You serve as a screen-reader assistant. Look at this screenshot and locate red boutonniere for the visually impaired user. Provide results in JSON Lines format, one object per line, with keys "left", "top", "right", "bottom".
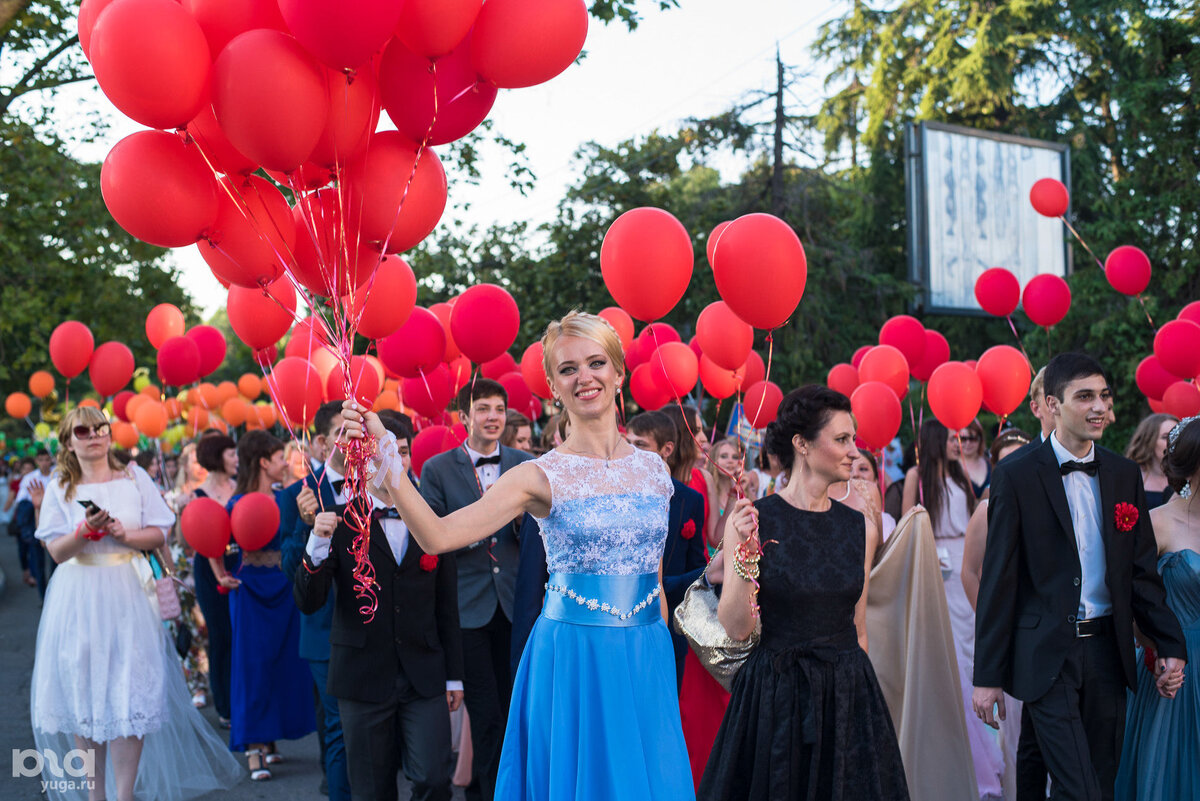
{"left": 680, "top": 520, "right": 697, "bottom": 540}
{"left": 1114, "top": 503, "right": 1138, "bottom": 532}
{"left": 419, "top": 554, "right": 439, "bottom": 572}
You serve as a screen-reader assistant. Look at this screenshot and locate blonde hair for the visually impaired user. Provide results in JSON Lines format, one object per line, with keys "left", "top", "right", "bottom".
{"left": 540, "top": 310, "right": 626, "bottom": 389}
{"left": 1029, "top": 366, "right": 1047, "bottom": 402}
{"left": 56, "top": 406, "right": 128, "bottom": 500}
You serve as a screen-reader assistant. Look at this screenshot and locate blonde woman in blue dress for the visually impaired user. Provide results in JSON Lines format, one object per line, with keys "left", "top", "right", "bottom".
{"left": 342, "top": 310, "right": 694, "bottom": 800}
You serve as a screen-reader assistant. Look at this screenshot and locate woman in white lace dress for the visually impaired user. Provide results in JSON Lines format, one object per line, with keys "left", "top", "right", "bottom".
{"left": 30, "top": 407, "right": 240, "bottom": 801}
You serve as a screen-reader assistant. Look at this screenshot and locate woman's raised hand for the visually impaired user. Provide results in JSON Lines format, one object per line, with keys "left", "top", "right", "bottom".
{"left": 340, "top": 400, "right": 385, "bottom": 441}
{"left": 727, "top": 497, "right": 759, "bottom": 542}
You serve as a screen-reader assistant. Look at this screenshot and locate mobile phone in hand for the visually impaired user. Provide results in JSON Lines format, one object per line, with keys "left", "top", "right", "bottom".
{"left": 77, "top": 499, "right": 103, "bottom": 516}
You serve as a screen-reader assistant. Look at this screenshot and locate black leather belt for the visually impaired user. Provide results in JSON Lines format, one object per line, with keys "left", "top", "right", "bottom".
{"left": 1075, "top": 616, "right": 1112, "bottom": 638}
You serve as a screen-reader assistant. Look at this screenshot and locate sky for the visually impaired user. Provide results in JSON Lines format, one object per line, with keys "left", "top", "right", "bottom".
{"left": 63, "top": 0, "right": 844, "bottom": 318}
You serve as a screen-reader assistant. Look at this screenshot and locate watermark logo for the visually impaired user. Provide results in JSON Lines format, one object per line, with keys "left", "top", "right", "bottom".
{"left": 13, "top": 748, "right": 96, "bottom": 793}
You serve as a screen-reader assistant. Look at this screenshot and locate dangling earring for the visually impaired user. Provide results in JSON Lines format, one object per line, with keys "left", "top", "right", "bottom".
{"left": 553, "top": 397, "right": 564, "bottom": 410}
{"left": 1182, "top": 481, "right": 1194, "bottom": 500}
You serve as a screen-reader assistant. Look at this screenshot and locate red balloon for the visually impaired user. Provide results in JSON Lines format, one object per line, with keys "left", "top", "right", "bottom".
{"left": 451, "top": 284, "right": 520, "bottom": 363}
{"left": 629, "top": 363, "right": 672, "bottom": 411}
{"left": 325, "top": 356, "right": 382, "bottom": 409}
{"left": 346, "top": 131, "right": 448, "bottom": 253}
{"left": 499, "top": 372, "right": 532, "bottom": 417}
{"left": 1104, "top": 246, "right": 1151, "bottom": 296}
{"left": 186, "top": 104, "right": 257, "bottom": 177}
{"left": 688, "top": 336, "right": 704, "bottom": 363}
{"left": 928, "top": 362, "right": 983, "bottom": 431}
{"left": 696, "top": 301, "right": 754, "bottom": 371}
{"left": 712, "top": 213, "right": 807, "bottom": 330}
{"left": 89, "top": 0, "right": 211, "bottom": 128}
{"left": 402, "top": 363, "right": 454, "bottom": 419}
{"left": 1163, "top": 381, "right": 1200, "bottom": 419}
{"left": 1178, "top": 301, "right": 1200, "bottom": 327}
{"left": 521, "top": 343, "right": 552, "bottom": 399}
{"left": 975, "top": 345, "right": 1031, "bottom": 418}
{"left": 429, "top": 303, "right": 462, "bottom": 362}
{"left": 50, "top": 321, "right": 95, "bottom": 380}
{"left": 145, "top": 303, "right": 185, "bottom": 349}
{"left": 77, "top": 0, "right": 116, "bottom": 59}
{"left": 737, "top": 351, "right": 766, "bottom": 393}
{"left": 342, "top": 256, "right": 417, "bottom": 340}
{"left": 380, "top": 35, "right": 497, "bottom": 147}
{"left": 481, "top": 352, "right": 518, "bottom": 381}
{"left": 471, "top": 0, "right": 588, "bottom": 89}
{"left": 180, "top": 497, "right": 233, "bottom": 559}
{"left": 706, "top": 221, "right": 731, "bottom": 268}
{"left": 600, "top": 207, "right": 693, "bottom": 323}
{"left": 857, "top": 345, "right": 909, "bottom": 399}
{"left": 395, "top": 0, "right": 482, "bottom": 58}
{"left": 226, "top": 276, "right": 297, "bottom": 350}
{"left": 101, "top": 130, "right": 219, "bottom": 248}
{"left": 198, "top": 175, "right": 296, "bottom": 288}
{"left": 411, "top": 425, "right": 459, "bottom": 477}
{"left": 743, "top": 381, "right": 783, "bottom": 429}
{"left": 186, "top": 325, "right": 227, "bottom": 378}
{"left": 447, "top": 356, "right": 472, "bottom": 393}
{"left": 1029, "top": 178, "right": 1069, "bottom": 218}
{"left": 699, "top": 355, "right": 738, "bottom": 400}
{"left": 911, "top": 329, "right": 950, "bottom": 383}
{"left": 638, "top": 322, "right": 681, "bottom": 348}
{"left": 851, "top": 345, "right": 870, "bottom": 369}
{"left": 624, "top": 336, "right": 652, "bottom": 372}
{"left": 827, "top": 363, "right": 859, "bottom": 398}
{"left": 1022, "top": 274, "right": 1071, "bottom": 328}
{"left": 310, "top": 67, "right": 381, "bottom": 167}
{"left": 230, "top": 492, "right": 280, "bottom": 551}
{"left": 212, "top": 30, "right": 329, "bottom": 172}
{"left": 598, "top": 307, "right": 634, "bottom": 351}
{"left": 851, "top": 382, "right": 902, "bottom": 451}
{"left": 649, "top": 342, "right": 699, "bottom": 399}
{"left": 265, "top": 356, "right": 324, "bottom": 426}
{"left": 879, "top": 315, "right": 925, "bottom": 367}
{"left": 183, "top": 0, "right": 287, "bottom": 55}
{"left": 157, "top": 336, "right": 201, "bottom": 387}
{"left": 88, "top": 342, "right": 135, "bottom": 397}
{"left": 291, "top": 189, "right": 381, "bottom": 297}
{"left": 377, "top": 307, "right": 446, "bottom": 379}
{"left": 1153, "top": 319, "right": 1200, "bottom": 379}
{"left": 975, "top": 267, "right": 1021, "bottom": 317}
{"left": 1136, "top": 355, "right": 1180, "bottom": 402}
{"left": 278, "top": 0, "right": 403, "bottom": 70}
{"left": 265, "top": 161, "right": 335, "bottom": 191}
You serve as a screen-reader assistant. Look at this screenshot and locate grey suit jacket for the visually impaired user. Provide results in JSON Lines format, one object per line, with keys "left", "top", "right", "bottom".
{"left": 419, "top": 444, "right": 535, "bottom": 629}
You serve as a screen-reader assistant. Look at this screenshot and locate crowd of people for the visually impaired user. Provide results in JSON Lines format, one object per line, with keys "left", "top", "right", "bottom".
{"left": 7, "top": 310, "right": 1198, "bottom": 801}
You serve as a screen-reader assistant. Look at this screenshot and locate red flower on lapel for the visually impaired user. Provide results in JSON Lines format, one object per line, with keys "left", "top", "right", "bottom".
{"left": 419, "top": 554, "right": 439, "bottom": 572}
{"left": 1114, "top": 503, "right": 1138, "bottom": 532}
{"left": 680, "top": 520, "right": 697, "bottom": 540}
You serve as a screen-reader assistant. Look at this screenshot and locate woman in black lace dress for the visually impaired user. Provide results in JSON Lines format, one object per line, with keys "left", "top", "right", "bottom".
{"left": 699, "top": 385, "right": 909, "bottom": 800}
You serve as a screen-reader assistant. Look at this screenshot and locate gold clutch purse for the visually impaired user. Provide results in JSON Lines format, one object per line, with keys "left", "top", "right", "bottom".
{"left": 672, "top": 574, "right": 760, "bottom": 692}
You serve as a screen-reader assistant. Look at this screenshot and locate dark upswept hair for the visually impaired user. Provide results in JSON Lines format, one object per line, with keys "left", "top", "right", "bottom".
{"left": 627, "top": 411, "right": 678, "bottom": 453}
{"left": 1164, "top": 419, "right": 1200, "bottom": 494}
{"left": 989, "top": 428, "right": 1032, "bottom": 464}
{"left": 764, "top": 385, "right": 853, "bottom": 471}
{"left": 455, "top": 378, "right": 507, "bottom": 414}
{"left": 1043, "top": 352, "right": 1109, "bottom": 401}
{"left": 196, "top": 434, "right": 236, "bottom": 473}
{"left": 917, "top": 419, "right": 977, "bottom": 533}
{"left": 376, "top": 409, "right": 414, "bottom": 445}
{"left": 234, "top": 430, "right": 284, "bottom": 495}
{"left": 1124, "top": 413, "right": 1179, "bottom": 472}
{"left": 662, "top": 404, "right": 702, "bottom": 483}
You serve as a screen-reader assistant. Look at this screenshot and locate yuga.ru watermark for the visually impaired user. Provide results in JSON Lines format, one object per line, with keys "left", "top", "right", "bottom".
{"left": 13, "top": 748, "right": 96, "bottom": 793}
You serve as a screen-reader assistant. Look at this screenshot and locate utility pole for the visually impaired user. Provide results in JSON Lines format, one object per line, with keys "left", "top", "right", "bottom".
{"left": 771, "top": 45, "right": 785, "bottom": 216}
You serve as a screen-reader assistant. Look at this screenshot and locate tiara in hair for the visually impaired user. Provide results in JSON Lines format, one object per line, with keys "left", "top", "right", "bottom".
{"left": 1168, "top": 415, "right": 1200, "bottom": 453}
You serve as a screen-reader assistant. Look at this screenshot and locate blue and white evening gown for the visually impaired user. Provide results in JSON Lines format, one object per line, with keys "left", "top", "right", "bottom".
{"left": 496, "top": 447, "right": 695, "bottom": 800}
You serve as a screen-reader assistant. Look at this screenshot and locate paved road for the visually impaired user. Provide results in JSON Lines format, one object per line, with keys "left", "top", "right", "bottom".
{"left": 0, "top": 523, "right": 462, "bottom": 799}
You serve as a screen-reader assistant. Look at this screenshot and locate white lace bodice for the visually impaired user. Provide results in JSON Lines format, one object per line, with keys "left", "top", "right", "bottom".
{"left": 532, "top": 447, "right": 674, "bottom": 576}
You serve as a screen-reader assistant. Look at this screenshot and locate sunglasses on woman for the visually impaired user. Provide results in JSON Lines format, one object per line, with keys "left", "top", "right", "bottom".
{"left": 73, "top": 423, "right": 111, "bottom": 440}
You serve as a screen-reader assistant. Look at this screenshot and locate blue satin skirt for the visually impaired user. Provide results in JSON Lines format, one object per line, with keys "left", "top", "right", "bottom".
{"left": 496, "top": 572, "right": 695, "bottom": 800}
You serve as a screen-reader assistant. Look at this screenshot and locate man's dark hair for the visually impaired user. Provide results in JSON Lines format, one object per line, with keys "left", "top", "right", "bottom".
{"left": 455, "top": 378, "right": 507, "bottom": 414}
{"left": 313, "top": 401, "right": 345, "bottom": 440}
{"left": 377, "top": 410, "right": 414, "bottom": 445}
{"left": 134, "top": 450, "right": 157, "bottom": 470}
{"left": 627, "top": 411, "right": 678, "bottom": 451}
{"left": 1043, "top": 352, "right": 1109, "bottom": 401}
{"left": 196, "top": 434, "right": 236, "bottom": 473}
{"left": 33, "top": 446, "right": 48, "bottom": 457}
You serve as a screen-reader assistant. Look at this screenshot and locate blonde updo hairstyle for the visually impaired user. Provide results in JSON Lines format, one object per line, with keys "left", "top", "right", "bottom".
{"left": 540, "top": 310, "right": 626, "bottom": 397}
{"left": 56, "top": 406, "right": 129, "bottom": 500}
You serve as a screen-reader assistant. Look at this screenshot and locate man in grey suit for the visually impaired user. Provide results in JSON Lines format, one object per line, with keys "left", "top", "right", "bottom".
{"left": 419, "top": 378, "right": 534, "bottom": 801}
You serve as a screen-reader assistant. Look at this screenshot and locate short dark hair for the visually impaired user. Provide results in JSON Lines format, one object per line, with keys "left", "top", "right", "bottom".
{"left": 376, "top": 410, "right": 414, "bottom": 445}
{"left": 33, "top": 446, "right": 48, "bottom": 457}
{"left": 234, "top": 430, "right": 284, "bottom": 495}
{"left": 196, "top": 434, "right": 236, "bottom": 472}
{"left": 134, "top": 450, "right": 157, "bottom": 470}
{"left": 111, "top": 449, "right": 133, "bottom": 466}
{"left": 765, "top": 385, "right": 852, "bottom": 470}
{"left": 1044, "top": 353, "right": 1109, "bottom": 401}
{"left": 1165, "top": 419, "right": 1200, "bottom": 495}
{"left": 627, "top": 411, "right": 678, "bottom": 451}
{"left": 313, "top": 401, "right": 345, "bottom": 440}
{"left": 456, "top": 378, "right": 507, "bottom": 414}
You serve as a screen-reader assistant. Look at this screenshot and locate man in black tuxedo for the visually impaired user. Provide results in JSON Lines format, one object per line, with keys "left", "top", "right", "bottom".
{"left": 973, "top": 353, "right": 1187, "bottom": 801}
{"left": 294, "top": 412, "right": 464, "bottom": 801}
{"left": 418, "top": 379, "right": 534, "bottom": 801}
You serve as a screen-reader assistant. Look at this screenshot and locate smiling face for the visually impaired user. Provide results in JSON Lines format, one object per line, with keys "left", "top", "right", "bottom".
{"left": 796, "top": 410, "right": 859, "bottom": 485}
{"left": 466, "top": 394, "right": 507, "bottom": 452}
{"left": 1047, "top": 374, "right": 1112, "bottom": 448}
{"left": 958, "top": 427, "right": 981, "bottom": 458}
{"left": 713, "top": 440, "right": 741, "bottom": 475}
{"left": 549, "top": 335, "right": 624, "bottom": 422}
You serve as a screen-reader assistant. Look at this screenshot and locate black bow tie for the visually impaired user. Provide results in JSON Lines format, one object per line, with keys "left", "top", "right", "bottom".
{"left": 474, "top": 454, "right": 502, "bottom": 468}
{"left": 1059, "top": 460, "right": 1098, "bottom": 477}
{"left": 371, "top": 507, "right": 401, "bottom": 521}
{"left": 330, "top": 479, "right": 345, "bottom": 494}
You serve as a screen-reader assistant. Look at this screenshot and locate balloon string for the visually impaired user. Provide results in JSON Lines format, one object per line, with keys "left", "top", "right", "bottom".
{"left": 372, "top": 61, "right": 439, "bottom": 258}
{"left": 1135, "top": 294, "right": 1157, "bottom": 333}
{"left": 1005, "top": 315, "right": 1034, "bottom": 370}
{"left": 1059, "top": 216, "right": 1105, "bottom": 270}
{"left": 710, "top": 398, "right": 722, "bottom": 445}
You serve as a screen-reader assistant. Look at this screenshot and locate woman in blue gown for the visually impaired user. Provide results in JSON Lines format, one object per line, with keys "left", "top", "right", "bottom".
{"left": 344, "top": 310, "right": 694, "bottom": 800}
{"left": 1116, "top": 416, "right": 1198, "bottom": 800}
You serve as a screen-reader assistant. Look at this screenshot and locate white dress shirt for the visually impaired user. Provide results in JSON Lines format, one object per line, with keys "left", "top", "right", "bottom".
{"left": 1049, "top": 432, "right": 1112, "bottom": 619}
{"left": 15, "top": 468, "right": 53, "bottom": 505}
{"left": 463, "top": 443, "right": 501, "bottom": 493}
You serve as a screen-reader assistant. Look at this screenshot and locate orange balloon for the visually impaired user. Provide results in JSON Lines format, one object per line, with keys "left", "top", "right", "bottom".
{"left": 5, "top": 392, "right": 33, "bottom": 418}
{"left": 238, "top": 373, "right": 262, "bottom": 400}
{"left": 164, "top": 398, "right": 182, "bottom": 419}
{"left": 374, "top": 389, "right": 400, "bottom": 411}
{"left": 77, "top": 398, "right": 101, "bottom": 409}
{"left": 217, "top": 381, "right": 239, "bottom": 403}
{"left": 111, "top": 420, "right": 140, "bottom": 449}
{"left": 28, "top": 371, "right": 55, "bottom": 399}
{"left": 188, "top": 405, "right": 210, "bottom": 428}
{"left": 256, "top": 404, "right": 277, "bottom": 428}
{"left": 221, "top": 397, "right": 248, "bottom": 426}
{"left": 199, "top": 382, "right": 221, "bottom": 409}
{"left": 134, "top": 401, "right": 169, "bottom": 437}
{"left": 186, "top": 387, "right": 202, "bottom": 407}
{"left": 309, "top": 346, "right": 340, "bottom": 386}
{"left": 140, "top": 383, "right": 162, "bottom": 399}
{"left": 384, "top": 378, "right": 401, "bottom": 393}
{"left": 124, "top": 393, "right": 150, "bottom": 421}
{"left": 210, "top": 418, "right": 229, "bottom": 434}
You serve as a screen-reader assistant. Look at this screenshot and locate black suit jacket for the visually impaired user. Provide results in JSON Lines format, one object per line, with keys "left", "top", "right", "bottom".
{"left": 293, "top": 513, "right": 465, "bottom": 703}
{"left": 974, "top": 437, "right": 1186, "bottom": 701}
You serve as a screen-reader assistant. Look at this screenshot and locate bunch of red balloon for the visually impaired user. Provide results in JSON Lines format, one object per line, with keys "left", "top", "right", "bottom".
{"left": 974, "top": 266, "right": 1072, "bottom": 331}
{"left": 1136, "top": 302, "right": 1200, "bottom": 418}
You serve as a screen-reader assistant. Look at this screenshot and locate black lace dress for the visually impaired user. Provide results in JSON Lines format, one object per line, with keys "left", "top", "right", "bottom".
{"left": 698, "top": 496, "right": 909, "bottom": 800}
